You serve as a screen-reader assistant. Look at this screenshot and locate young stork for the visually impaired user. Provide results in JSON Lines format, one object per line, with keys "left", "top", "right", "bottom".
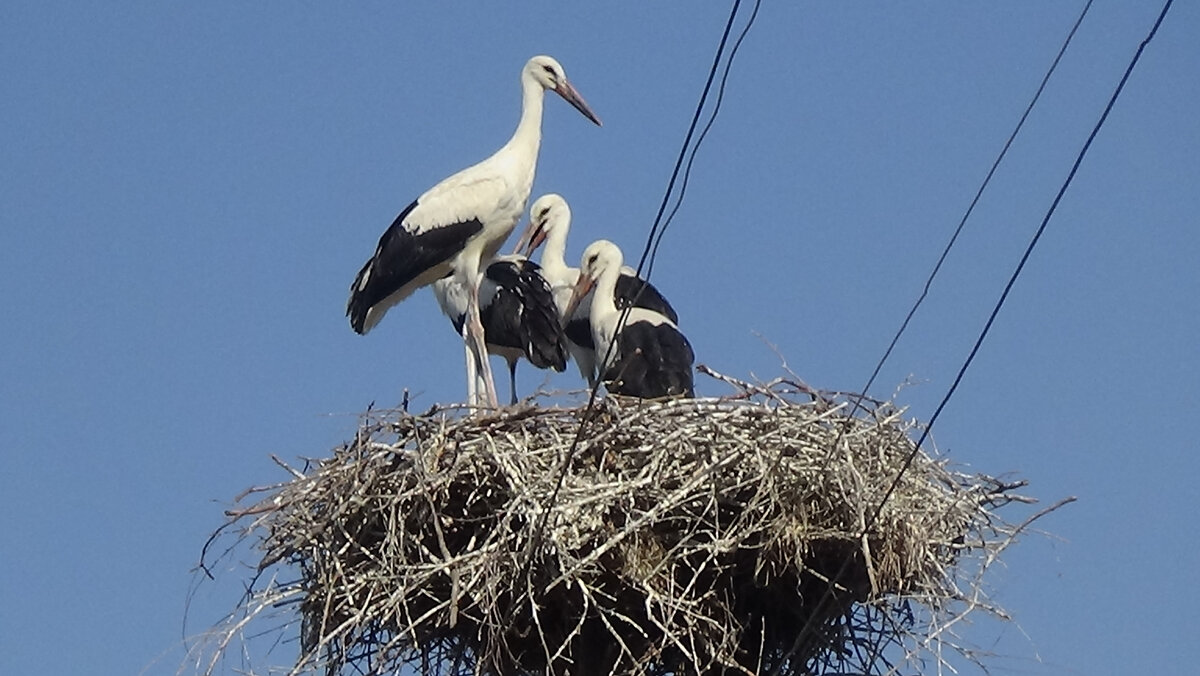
{"left": 432, "top": 255, "right": 568, "bottom": 406}
{"left": 515, "top": 194, "right": 678, "bottom": 386}
{"left": 346, "top": 56, "right": 601, "bottom": 408}
{"left": 566, "top": 240, "right": 694, "bottom": 399}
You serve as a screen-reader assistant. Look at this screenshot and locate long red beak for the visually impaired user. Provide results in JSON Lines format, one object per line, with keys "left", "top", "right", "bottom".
{"left": 512, "top": 220, "right": 534, "bottom": 255}
{"left": 556, "top": 80, "right": 602, "bottom": 127}
{"left": 513, "top": 218, "right": 548, "bottom": 257}
{"left": 564, "top": 273, "right": 596, "bottom": 321}
{"left": 526, "top": 226, "right": 548, "bottom": 256}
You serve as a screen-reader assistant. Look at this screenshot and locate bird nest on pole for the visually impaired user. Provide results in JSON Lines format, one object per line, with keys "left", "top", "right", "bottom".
{"left": 196, "top": 370, "right": 1057, "bottom": 676}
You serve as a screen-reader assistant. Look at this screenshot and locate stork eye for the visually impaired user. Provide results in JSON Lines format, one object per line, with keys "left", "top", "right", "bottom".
{"left": 541, "top": 64, "right": 557, "bottom": 79}
{"left": 538, "top": 207, "right": 550, "bottom": 219}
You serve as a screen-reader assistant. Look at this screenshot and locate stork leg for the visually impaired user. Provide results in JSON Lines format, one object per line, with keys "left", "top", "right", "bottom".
{"left": 462, "top": 322, "right": 479, "bottom": 407}
{"left": 475, "top": 357, "right": 491, "bottom": 408}
{"left": 466, "top": 276, "right": 500, "bottom": 408}
{"left": 506, "top": 358, "right": 519, "bottom": 406}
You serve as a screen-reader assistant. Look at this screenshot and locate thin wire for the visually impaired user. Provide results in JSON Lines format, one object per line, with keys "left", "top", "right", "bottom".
{"left": 875, "top": 0, "right": 1173, "bottom": 548}
{"left": 642, "top": 0, "right": 763, "bottom": 282}
{"left": 774, "top": 0, "right": 1173, "bottom": 671}
{"left": 630, "top": 0, "right": 747, "bottom": 277}
{"left": 611, "top": 0, "right": 759, "bottom": 366}
{"left": 801, "top": 0, "right": 1093, "bottom": 510}
{"left": 847, "top": 0, "right": 1094, "bottom": 419}
{"left": 616, "top": 0, "right": 762, "bottom": 373}
{"left": 609, "top": 0, "right": 762, "bottom": 397}
{"left": 520, "top": 0, "right": 756, "bottom": 567}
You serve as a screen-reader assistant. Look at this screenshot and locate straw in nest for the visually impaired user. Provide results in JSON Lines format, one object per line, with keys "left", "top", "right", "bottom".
{"left": 193, "top": 371, "right": 1065, "bottom": 676}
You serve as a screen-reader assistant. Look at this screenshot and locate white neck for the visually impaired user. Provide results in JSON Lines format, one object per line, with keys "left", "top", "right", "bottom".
{"left": 590, "top": 262, "right": 621, "bottom": 326}
{"left": 538, "top": 220, "right": 571, "bottom": 275}
{"left": 503, "top": 71, "right": 546, "bottom": 159}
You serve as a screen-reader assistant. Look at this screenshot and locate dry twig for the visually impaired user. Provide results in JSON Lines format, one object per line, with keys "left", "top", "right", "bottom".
{"left": 190, "top": 371, "right": 1061, "bottom": 676}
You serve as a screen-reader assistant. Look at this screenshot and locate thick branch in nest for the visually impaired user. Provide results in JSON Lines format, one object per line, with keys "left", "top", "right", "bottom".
{"left": 195, "top": 376, "right": 1054, "bottom": 676}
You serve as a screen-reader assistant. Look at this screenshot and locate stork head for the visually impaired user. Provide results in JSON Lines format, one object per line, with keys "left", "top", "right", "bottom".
{"left": 565, "top": 239, "right": 623, "bottom": 318}
{"left": 515, "top": 193, "right": 571, "bottom": 256}
{"left": 579, "top": 239, "right": 623, "bottom": 282}
{"left": 526, "top": 55, "right": 602, "bottom": 127}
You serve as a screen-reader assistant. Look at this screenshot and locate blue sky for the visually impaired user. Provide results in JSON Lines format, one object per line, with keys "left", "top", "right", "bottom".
{"left": 2, "top": 2, "right": 1197, "bottom": 674}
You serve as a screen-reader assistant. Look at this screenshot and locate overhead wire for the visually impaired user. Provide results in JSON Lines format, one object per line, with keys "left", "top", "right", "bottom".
{"left": 783, "top": 0, "right": 1094, "bottom": 505}
{"left": 845, "top": 0, "right": 1095, "bottom": 421}
{"left": 875, "top": 0, "right": 1174, "bottom": 534}
{"left": 775, "top": 1, "right": 1174, "bottom": 671}
{"left": 521, "top": 0, "right": 760, "bottom": 566}
{"left": 636, "top": 0, "right": 763, "bottom": 282}
{"left": 605, "top": 0, "right": 762, "bottom": 397}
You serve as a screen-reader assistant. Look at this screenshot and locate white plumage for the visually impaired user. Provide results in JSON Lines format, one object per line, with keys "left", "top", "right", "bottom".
{"left": 518, "top": 194, "right": 678, "bottom": 387}
{"left": 432, "top": 255, "right": 568, "bottom": 406}
{"left": 567, "top": 240, "right": 694, "bottom": 399}
{"left": 347, "top": 56, "right": 601, "bottom": 408}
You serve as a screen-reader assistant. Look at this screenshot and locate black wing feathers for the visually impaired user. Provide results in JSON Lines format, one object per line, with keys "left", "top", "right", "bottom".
{"left": 347, "top": 199, "right": 483, "bottom": 333}
{"left": 614, "top": 274, "right": 679, "bottom": 325}
{"left": 481, "top": 259, "right": 569, "bottom": 372}
{"left": 564, "top": 317, "right": 595, "bottom": 350}
{"left": 603, "top": 321, "right": 695, "bottom": 398}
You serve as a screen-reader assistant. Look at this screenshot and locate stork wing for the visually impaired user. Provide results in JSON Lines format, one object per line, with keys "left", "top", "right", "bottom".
{"left": 409, "top": 171, "right": 514, "bottom": 234}
{"left": 615, "top": 273, "right": 680, "bottom": 325}
{"left": 347, "top": 198, "right": 484, "bottom": 333}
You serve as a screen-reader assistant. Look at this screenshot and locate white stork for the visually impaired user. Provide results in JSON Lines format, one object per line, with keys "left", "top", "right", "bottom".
{"left": 432, "top": 255, "right": 568, "bottom": 406}
{"left": 346, "top": 56, "right": 601, "bottom": 408}
{"left": 566, "top": 240, "right": 694, "bottom": 399}
{"left": 516, "top": 194, "right": 678, "bottom": 387}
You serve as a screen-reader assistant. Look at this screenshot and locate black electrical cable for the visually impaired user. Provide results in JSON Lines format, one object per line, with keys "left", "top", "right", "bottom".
{"left": 774, "top": 1, "right": 1173, "bottom": 671}
{"left": 519, "top": 0, "right": 760, "bottom": 570}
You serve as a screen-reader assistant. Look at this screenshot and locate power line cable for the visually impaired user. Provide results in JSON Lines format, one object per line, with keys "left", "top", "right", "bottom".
{"left": 875, "top": 0, "right": 1173, "bottom": 548}
{"left": 847, "top": 0, "right": 1094, "bottom": 420}
{"left": 630, "top": 0, "right": 750, "bottom": 278}
{"left": 775, "top": 1, "right": 1173, "bottom": 671}
{"left": 616, "top": 0, "right": 761, "bottom": 370}
{"left": 521, "top": 0, "right": 760, "bottom": 568}
{"left": 608, "top": 0, "right": 762, "bottom": 400}
{"left": 640, "top": 0, "right": 763, "bottom": 282}
{"left": 797, "top": 0, "right": 1094, "bottom": 508}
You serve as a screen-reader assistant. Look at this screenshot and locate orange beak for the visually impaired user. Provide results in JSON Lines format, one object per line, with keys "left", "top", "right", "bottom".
{"left": 563, "top": 272, "right": 596, "bottom": 321}
{"left": 513, "top": 219, "right": 548, "bottom": 257}
{"left": 512, "top": 219, "right": 534, "bottom": 255}
{"left": 556, "top": 80, "right": 602, "bottom": 127}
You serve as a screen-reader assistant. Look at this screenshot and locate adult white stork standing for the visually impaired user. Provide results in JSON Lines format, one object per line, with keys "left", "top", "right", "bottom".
{"left": 432, "top": 255, "right": 568, "bottom": 406}
{"left": 566, "top": 240, "right": 694, "bottom": 398}
{"left": 346, "top": 56, "right": 601, "bottom": 408}
{"left": 515, "top": 194, "right": 678, "bottom": 387}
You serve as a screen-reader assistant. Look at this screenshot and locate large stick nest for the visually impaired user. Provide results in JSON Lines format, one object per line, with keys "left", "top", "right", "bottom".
{"left": 196, "top": 373, "right": 1054, "bottom": 676}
